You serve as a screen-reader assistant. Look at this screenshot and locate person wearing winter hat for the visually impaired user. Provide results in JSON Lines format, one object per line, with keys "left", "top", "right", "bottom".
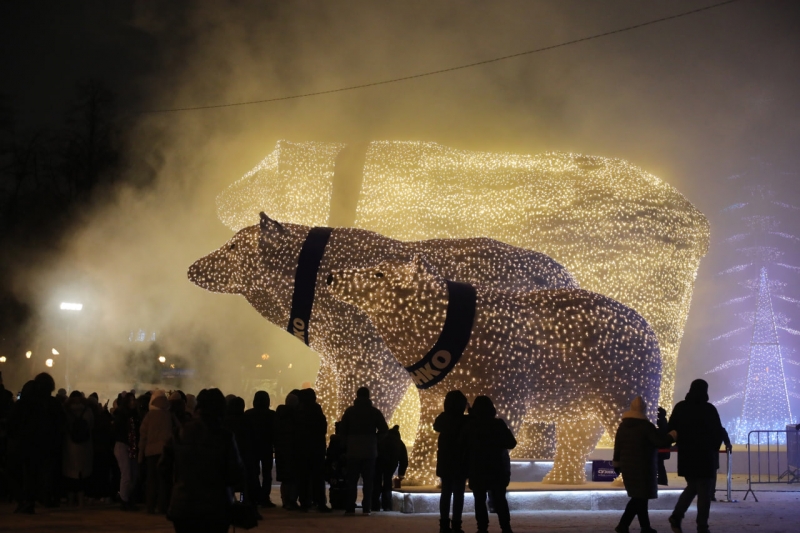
{"left": 169, "top": 391, "right": 192, "bottom": 426}
{"left": 668, "top": 379, "right": 724, "bottom": 533}
{"left": 434, "top": 390, "right": 469, "bottom": 533}
{"left": 138, "top": 392, "right": 174, "bottom": 513}
{"left": 459, "top": 396, "right": 517, "bottom": 533}
{"left": 185, "top": 394, "right": 197, "bottom": 416}
{"left": 613, "top": 396, "right": 677, "bottom": 533}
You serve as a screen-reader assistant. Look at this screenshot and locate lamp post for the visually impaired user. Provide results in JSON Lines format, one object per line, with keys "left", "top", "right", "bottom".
{"left": 60, "top": 302, "right": 82, "bottom": 392}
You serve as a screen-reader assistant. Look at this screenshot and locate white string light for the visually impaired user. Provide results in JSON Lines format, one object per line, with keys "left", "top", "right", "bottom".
{"left": 216, "top": 140, "right": 709, "bottom": 415}
{"left": 328, "top": 256, "right": 662, "bottom": 484}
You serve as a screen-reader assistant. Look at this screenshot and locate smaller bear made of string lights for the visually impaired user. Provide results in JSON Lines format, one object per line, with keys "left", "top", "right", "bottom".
{"left": 327, "top": 255, "right": 662, "bottom": 484}
{"left": 188, "top": 213, "right": 577, "bottom": 473}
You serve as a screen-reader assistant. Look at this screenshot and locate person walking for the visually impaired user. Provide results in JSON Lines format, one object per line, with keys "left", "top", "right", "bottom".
{"left": 434, "top": 390, "right": 469, "bottom": 533}
{"left": 668, "top": 379, "right": 724, "bottom": 533}
{"left": 159, "top": 387, "right": 245, "bottom": 533}
{"left": 62, "top": 391, "right": 94, "bottom": 507}
{"left": 613, "top": 396, "right": 676, "bottom": 533}
{"left": 337, "top": 386, "right": 388, "bottom": 516}
{"left": 138, "top": 392, "right": 175, "bottom": 514}
{"left": 460, "top": 396, "right": 516, "bottom": 533}
{"left": 372, "top": 424, "right": 408, "bottom": 512}
{"left": 243, "top": 390, "right": 276, "bottom": 508}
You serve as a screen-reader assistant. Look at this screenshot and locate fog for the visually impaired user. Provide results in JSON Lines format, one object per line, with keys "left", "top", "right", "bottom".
{"left": 3, "top": 1, "right": 799, "bottom": 418}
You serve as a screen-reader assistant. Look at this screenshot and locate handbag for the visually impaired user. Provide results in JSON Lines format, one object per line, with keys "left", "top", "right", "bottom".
{"left": 230, "top": 499, "right": 258, "bottom": 531}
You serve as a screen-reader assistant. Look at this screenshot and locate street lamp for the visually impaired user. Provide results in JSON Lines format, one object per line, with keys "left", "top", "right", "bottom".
{"left": 158, "top": 356, "right": 166, "bottom": 364}
{"left": 52, "top": 348, "right": 59, "bottom": 355}
{"left": 59, "top": 301, "right": 82, "bottom": 392}
{"left": 45, "top": 358, "right": 54, "bottom": 367}
{"left": 0, "top": 356, "right": 6, "bottom": 363}
{"left": 25, "top": 351, "right": 32, "bottom": 359}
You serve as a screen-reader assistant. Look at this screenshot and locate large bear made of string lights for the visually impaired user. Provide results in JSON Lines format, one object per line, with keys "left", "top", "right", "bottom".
{"left": 188, "top": 213, "right": 578, "bottom": 472}
{"left": 328, "top": 256, "right": 662, "bottom": 484}
{"left": 217, "top": 140, "right": 709, "bottom": 415}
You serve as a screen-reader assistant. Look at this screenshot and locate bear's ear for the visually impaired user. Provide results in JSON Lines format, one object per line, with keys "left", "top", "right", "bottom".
{"left": 410, "top": 254, "right": 435, "bottom": 277}
{"left": 259, "top": 212, "right": 286, "bottom": 233}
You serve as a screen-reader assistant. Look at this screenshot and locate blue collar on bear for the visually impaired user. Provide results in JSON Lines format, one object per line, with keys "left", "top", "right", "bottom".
{"left": 405, "top": 280, "right": 476, "bottom": 389}
{"left": 287, "top": 227, "right": 333, "bottom": 345}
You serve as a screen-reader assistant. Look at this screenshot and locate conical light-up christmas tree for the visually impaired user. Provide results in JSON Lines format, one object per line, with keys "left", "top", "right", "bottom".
{"left": 706, "top": 162, "right": 799, "bottom": 443}
{"left": 736, "top": 267, "right": 793, "bottom": 442}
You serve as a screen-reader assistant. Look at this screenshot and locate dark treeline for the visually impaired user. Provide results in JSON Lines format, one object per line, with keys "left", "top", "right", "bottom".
{"left": 0, "top": 79, "right": 153, "bottom": 366}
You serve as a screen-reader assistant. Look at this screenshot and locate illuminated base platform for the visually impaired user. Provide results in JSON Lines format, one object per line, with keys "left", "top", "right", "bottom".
{"left": 390, "top": 483, "right": 687, "bottom": 514}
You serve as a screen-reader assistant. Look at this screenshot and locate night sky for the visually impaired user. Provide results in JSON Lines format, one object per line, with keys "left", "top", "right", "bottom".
{"left": 1, "top": 1, "right": 799, "bottom": 424}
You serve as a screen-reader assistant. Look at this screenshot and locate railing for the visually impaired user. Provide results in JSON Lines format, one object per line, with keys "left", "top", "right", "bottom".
{"left": 657, "top": 447, "right": 735, "bottom": 503}
{"left": 718, "top": 449, "right": 735, "bottom": 503}
{"left": 744, "top": 428, "right": 800, "bottom": 502}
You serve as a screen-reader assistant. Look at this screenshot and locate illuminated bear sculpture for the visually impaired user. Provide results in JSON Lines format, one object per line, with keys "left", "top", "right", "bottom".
{"left": 216, "top": 140, "right": 709, "bottom": 412}
{"left": 328, "top": 256, "right": 662, "bottom": 484}
{"left": 188, "top": 213, "right": 577, "bottom": 459}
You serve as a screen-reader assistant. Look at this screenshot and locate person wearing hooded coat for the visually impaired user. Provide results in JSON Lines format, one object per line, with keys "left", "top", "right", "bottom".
{"left": 434, "top": 390, "right": 469, "bottom": 533}
{"left": 294, "top": 388, "right": 329, "bottom": 511}
{"left": 337, "top": 386, "right": 389, "bottom": 515}
{"left": 242, "top": 390, "right": 276, "bottom": 508}
{"left": 113, "top": 392, "right": 140, "bottom": 511}
{"left": 656, "top": 407, "right": 671, "bottom": 486}
{"left": 86, "top": 392, "right": 114, "bottom": 501}
{"left": 459, "top": 396, "right": 517, "bottom": 533}
{"left": 6, "top": 381, "right": 41, "bottom": 514}
{"left": 159, "top": 388, "right": 245, "bottom": 533}
{"left": 33, "top": 372, "right": 65, "bottom": 507}
{"left": 612, "top": 396, "right": 676, "bottom": 533}
{"left": 0, "top": 371, "right": 14, "bottom": 500}
{"left": 62, "top": 391, "right": 94, "bottom": 506}
{"left": 138, "top": 392, "right": 175, "bottom": 514}
{"left": 372, "top": 424, "right": 408, "bottom": 512}
{"left": 274, "top": 391, "right": 300, "bottom": 509}
{"left": 668, "top": 379, "right": 724, "bottom": 533}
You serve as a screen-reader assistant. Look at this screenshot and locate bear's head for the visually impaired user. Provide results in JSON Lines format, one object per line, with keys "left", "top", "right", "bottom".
{"left": 188, "top": 212, "right": 303, "bottom": 322}
{"left": 327, "top": 255, "right": 446, "bottom": 319}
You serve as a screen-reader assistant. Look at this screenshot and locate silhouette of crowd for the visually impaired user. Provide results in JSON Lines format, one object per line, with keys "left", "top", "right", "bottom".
{"left": 0, "top": 371, "right": 730, "bottom": 533}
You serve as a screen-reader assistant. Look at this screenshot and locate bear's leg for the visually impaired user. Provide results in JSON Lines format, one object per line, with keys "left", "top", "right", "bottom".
{"left": 314, "top": 357, "right": 341, "bottom": 438}
{"left": 542, "top": 416, "right": 604, "bottom": 484}
{"left": 512, "top": 420, "right": 556, "bottom": 459}
{"left": 333, "top": 330, "right": 410, "bottom": 421}
{"left": 402, "top": 389, "right": 446, "bottom": 486}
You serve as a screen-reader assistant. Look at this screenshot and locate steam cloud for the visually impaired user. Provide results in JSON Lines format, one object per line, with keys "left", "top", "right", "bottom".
{"left": 5, "top": 1, "right": 799, "bottom": 417}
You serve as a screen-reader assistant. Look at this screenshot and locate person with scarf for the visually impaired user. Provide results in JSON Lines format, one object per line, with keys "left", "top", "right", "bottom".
{"left": 613, "top": 396, "right": 676, "bottom": 533}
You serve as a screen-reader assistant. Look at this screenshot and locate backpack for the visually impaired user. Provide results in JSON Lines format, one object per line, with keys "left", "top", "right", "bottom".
{"left": 69, "top": 406, "right": 91, "bottom": 444}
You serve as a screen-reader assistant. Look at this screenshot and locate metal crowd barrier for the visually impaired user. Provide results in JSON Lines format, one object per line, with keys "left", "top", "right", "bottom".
{"left": 718, "top": 449, "right": 735, "bottom": 503}
{"left": 744, "top": 428, "right": 800, "bottom": 502}
{"left": 657, "top": 447, "right": 735, "bottom": 503}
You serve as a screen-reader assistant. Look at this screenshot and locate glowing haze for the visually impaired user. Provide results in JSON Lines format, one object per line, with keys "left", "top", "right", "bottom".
{"left": 3, "top": 1, "right": 798, "bottom": 418}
